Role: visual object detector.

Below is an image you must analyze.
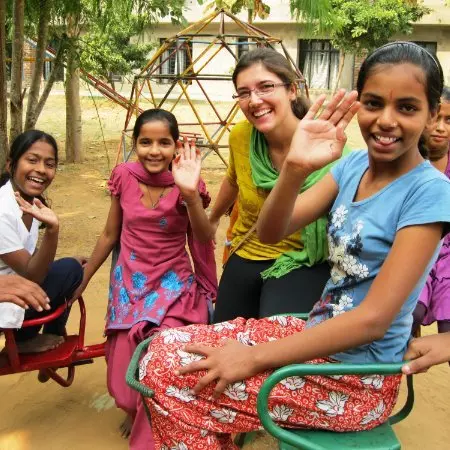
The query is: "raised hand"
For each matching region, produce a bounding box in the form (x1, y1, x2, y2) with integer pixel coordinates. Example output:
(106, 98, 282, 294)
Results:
(15, 193, 59, 231)
(286, 90, 360, 173)
(172, 137, 202, 201)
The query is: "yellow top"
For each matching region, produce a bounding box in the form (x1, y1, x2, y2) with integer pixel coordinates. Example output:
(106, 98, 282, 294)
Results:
(226, 121, 303, 260)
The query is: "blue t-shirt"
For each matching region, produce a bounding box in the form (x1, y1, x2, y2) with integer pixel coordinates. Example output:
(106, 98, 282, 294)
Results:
(306, 150, 450, 364)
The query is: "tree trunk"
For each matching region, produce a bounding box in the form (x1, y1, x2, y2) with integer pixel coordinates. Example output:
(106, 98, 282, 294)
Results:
(65, 40, 82, 163)
(25, 0, 51, 130)
(333, 51, 346, 94)
(10, 0, 25, 143)
(0, 0, 8, 167)
(28, 39, 66, 130)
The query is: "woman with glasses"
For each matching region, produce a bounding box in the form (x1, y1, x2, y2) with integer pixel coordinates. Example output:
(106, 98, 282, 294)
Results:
(210, 48, 349, 322)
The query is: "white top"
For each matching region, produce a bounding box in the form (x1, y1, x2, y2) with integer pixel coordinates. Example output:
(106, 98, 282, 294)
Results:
(0, 181, 40, 328)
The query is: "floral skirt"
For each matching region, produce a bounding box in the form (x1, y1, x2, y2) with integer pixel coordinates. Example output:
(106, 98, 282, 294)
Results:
(139, 316, 401, 450)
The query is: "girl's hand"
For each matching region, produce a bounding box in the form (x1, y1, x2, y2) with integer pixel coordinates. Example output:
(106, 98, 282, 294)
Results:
(286, 90, 360, 173)
(74, 256, 88, 268)
(176, 340, 261, 398)
(15, 193, 59, 231)
(70, 278, 88, 302)
(402, 333, 450, 374)
(0, 274, 50, 311)
(172, 137, 202, 201)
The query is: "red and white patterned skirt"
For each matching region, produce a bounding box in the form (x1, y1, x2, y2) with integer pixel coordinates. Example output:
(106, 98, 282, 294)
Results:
(140, 316, 401, 450)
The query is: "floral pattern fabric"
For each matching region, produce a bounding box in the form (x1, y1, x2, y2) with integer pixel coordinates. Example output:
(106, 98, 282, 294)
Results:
(140, 316, 401, 450)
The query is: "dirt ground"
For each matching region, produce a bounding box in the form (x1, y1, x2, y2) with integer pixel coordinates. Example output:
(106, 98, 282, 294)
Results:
(0, 96, 449, 450)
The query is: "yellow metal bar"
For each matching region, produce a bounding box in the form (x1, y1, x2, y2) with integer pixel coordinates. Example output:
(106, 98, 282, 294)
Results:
(169, 90, 184, 112)
(195, 43, 223, 75)
(214, 102, 240, 145)
(139, 40, 173, 76)
(175, 9, 220, 37)
(146, 78, 156, 107)
(177, 80, 213, 144)
(180, 37, 220, 78)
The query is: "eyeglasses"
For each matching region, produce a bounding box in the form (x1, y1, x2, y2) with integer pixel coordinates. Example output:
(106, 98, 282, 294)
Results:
(232, 82, 291, 101)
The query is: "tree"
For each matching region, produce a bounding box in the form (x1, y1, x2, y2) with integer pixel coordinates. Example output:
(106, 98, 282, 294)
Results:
(204, 0, 332, 25)
(9, 0, 25, 143)
(24, 0, 52, 130)
(0, 0, 8, 167)
(326, 0, 430, 90)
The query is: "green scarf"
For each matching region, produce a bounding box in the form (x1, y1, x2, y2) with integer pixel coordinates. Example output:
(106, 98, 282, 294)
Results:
(249, 127, 350, 279)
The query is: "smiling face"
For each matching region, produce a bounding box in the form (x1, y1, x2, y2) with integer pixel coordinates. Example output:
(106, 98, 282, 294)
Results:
(234, 63, 296, 135)
(10, 140, 57, 201)
(357, 63, 433, 164)
(134, 120, 176, 174)
(423, 102, 450, 161)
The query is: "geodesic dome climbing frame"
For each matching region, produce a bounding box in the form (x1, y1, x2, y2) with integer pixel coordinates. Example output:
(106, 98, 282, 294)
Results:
(118, 8, 308, 166)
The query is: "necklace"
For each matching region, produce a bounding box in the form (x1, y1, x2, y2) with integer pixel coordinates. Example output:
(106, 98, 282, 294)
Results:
(146, 185, 167, 209)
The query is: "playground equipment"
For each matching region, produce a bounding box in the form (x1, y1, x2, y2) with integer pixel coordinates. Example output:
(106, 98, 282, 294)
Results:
(0, 297, 105, 387)
(118, 8, 307, 165)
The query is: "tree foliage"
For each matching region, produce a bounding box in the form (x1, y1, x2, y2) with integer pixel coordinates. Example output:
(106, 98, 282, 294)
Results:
(327, 0, 430, 55)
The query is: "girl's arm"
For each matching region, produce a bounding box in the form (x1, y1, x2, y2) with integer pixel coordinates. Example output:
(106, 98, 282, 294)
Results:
(173, 139, 215, 242)
(179, 223, 443, 395)
(258, 90, 359, 244)
(1, 196, 59, 284)
(70, 196, 122, 300)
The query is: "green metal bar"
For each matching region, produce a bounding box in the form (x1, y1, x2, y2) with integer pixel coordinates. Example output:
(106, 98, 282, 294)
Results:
(257, 363, 405, 450)
(390, 374, 414, 425)
(125, 336, 155, 398)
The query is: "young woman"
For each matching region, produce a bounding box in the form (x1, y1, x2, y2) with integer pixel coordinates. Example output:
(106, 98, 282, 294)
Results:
(211, 48, 345, 322)
(72, 109, 217, 449)
(0, 130, 83, 354)
(137, 42, 450, 449)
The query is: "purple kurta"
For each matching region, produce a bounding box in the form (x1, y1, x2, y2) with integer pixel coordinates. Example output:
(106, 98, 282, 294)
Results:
(419, 148, 450, 325)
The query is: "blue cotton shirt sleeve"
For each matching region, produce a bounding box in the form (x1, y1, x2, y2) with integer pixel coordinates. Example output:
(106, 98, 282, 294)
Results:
(330, 150, 362, 186)
(398, 175, 450, 235)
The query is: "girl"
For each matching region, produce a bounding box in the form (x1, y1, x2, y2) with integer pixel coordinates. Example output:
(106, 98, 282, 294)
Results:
(413, 86, 450, 336)
(211, 48, 347, 322)
(138, 42, 450, 449)
(0, 130, 83, 355)
(71, 109, 217, 449)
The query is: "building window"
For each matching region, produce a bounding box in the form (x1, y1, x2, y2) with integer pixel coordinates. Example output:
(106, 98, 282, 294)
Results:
(159, 38, 193, 83)
(298, 40, 339, 90)
(236, 37, 250, 61)
(413, 41, 437, 55)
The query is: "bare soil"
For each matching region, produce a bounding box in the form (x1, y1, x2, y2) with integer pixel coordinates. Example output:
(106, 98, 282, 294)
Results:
(0, 96, 449, 450)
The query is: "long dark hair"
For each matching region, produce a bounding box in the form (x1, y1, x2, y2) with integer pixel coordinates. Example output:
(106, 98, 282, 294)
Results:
(0, 130, 58, 205)
(356, 42, 444, 159)
(232, 48, 310, 120)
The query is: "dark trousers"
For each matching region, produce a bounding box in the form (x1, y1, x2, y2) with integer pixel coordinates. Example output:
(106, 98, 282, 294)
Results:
(14, 258, 83, 341)
(213, 253, 330, 323)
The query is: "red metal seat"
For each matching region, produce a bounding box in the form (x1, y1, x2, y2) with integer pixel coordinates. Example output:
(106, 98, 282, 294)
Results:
(0, 296, 105, 387)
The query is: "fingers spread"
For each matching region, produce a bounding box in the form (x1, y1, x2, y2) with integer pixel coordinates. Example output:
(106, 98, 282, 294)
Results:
(193, 371, 218, 394)
(327, 91, 359, 125)
(33, 198, 44, 208)
(183, 343, 212, 356)
(318, 89, 346, 121)
(304, 94, 327, 120)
